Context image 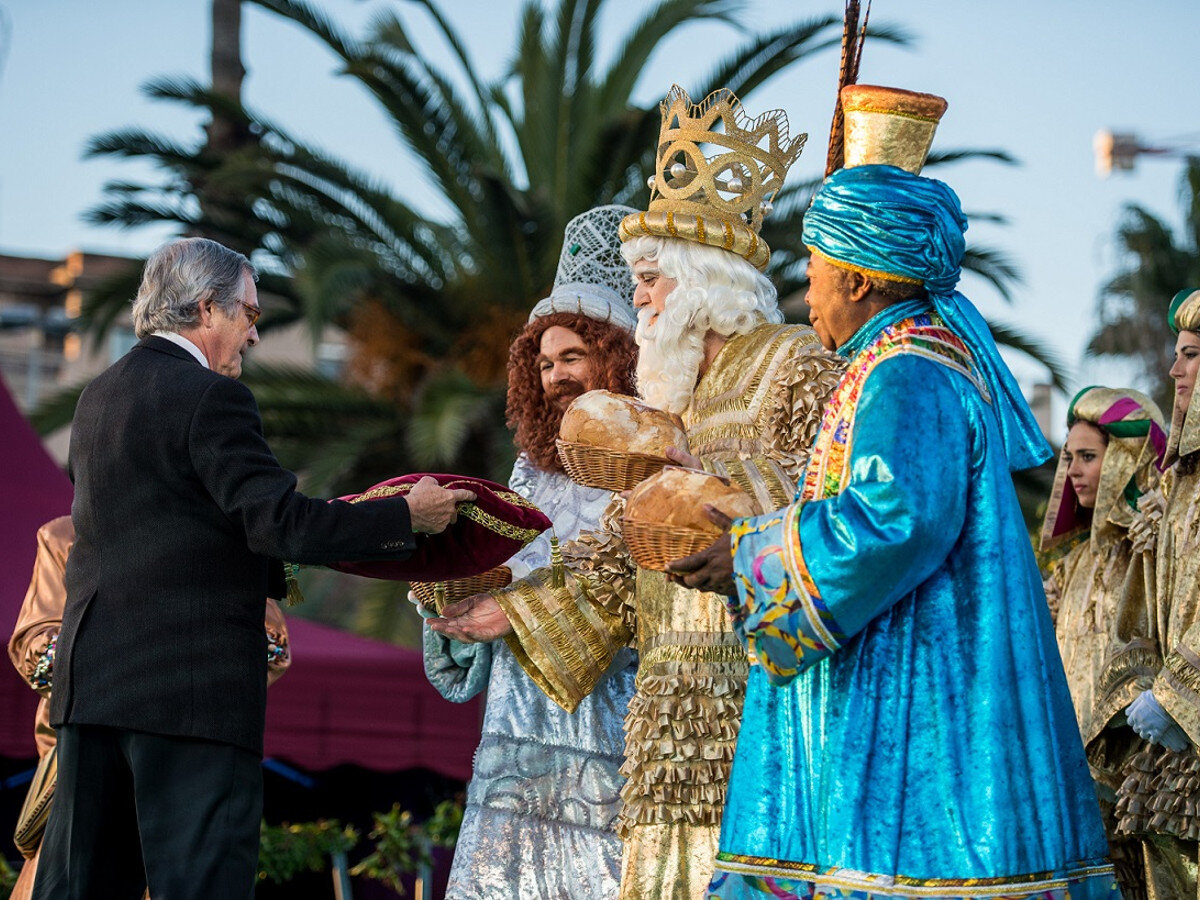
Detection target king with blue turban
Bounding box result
[703,86,1120,899]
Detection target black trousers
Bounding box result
[32,724,262,900]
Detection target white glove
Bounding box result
[1126,690,1191,752]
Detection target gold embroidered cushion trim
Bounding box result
[329,473,552,582]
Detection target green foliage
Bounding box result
[348,804,432,893]
[36,0,1067,631]
[0,857,17,900]
[257,818,359,885]
[425,798,466,848]
[1088,157,1200,411]
[251,802,464,891]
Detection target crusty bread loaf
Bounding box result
[625,466,755,537]
[559,390,688,456]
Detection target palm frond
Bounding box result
[984,318,1070,392]
[925,148,1018,168]
[595,0,737,114]
[961,245,1022,303]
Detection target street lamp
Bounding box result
[1094,129,1200,177]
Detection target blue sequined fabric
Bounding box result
[709,308,1118,899]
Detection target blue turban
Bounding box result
[803,165,1050,471]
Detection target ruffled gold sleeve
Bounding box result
[1154,621,1200,745]
[700,336,843,513]
[1086,552,1161,747]
[493,496,635,712]
[1086,490,1164,747]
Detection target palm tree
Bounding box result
[1088,158,1200,411]
[71,0,859,486]
[39,0,1064,637]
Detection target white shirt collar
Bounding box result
[152,330,209,369]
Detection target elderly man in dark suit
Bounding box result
[33,237,473,900]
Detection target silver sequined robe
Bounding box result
[423,455,637,899]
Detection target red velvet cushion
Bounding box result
[327,473,551,582]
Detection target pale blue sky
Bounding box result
[2,0,1197,424]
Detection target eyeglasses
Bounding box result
[234,300,262,327]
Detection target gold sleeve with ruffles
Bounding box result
[1086,492,1164,746]
[1155,620,1200,746]
[493,495,635,712]
[701,339,842,513]
[1145,470,1200,744]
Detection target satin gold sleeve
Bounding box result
[1154,621,1200,745]
[493,496,636,712]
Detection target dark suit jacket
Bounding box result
[52,336,416,754]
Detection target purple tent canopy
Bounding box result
[0,375,72,757]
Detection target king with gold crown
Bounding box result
[431,85,844,898]
[697,85,1121,899]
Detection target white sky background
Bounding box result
[1,0,1197,429]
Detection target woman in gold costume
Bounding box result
[1115,288,1200,899]
[1040,385,1166,898]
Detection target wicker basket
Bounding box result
[412,565,512,615]
[622,517,717,572]
[556,439,669,492]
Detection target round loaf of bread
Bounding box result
[625,466,756,537]
[559,390,688,456]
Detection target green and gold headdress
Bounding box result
[1165,288,1200,467]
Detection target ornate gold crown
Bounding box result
[839,84,947,174]
[619,85,806,270]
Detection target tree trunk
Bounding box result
[205,0,248,154]
[195,0,255,247]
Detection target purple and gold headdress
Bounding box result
[1039,385,1166,552]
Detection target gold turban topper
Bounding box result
[619,85,807,270]
[839,84,948,174]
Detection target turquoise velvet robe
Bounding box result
[707,306,1119,899]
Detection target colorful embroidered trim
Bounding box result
[731,506,844,682]
[348,483,542,542]
[710,854,1118,898]
[802,315,983,502]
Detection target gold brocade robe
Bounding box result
[1047,531,1156,769]
[492,324,843,899]
[1114,466,1200,900]
[1150,466,1200,739]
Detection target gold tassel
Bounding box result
[550,532,564,590]
[434,582,447,615]
[284,562,306,607]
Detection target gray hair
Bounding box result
[131,238,256,338]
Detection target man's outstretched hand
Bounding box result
[666,504,736,596]
[406,475,477,534]
[428,592,514,643]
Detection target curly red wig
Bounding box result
[506,312,638,472]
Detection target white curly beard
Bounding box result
[634,305,705,416]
